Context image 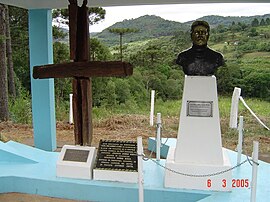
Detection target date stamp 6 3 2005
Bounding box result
[207,179,250,188]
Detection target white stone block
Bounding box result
[56,145,96,180]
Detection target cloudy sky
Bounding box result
[89,3,270,32]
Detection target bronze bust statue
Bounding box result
[176,20,225,76]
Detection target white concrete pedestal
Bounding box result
[56,145,96,180]
[164,76,232,191]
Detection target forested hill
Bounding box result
[94,14,270,46]
[94,15,188,46]
[186,14,270,27]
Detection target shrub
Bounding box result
[9,90,32,124]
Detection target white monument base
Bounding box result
[164,76,232,191]
[165,147,232,191]
[93,169,138,183]
[56,145,96,180]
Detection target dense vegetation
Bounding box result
[94,15,189,46]
[94,14,270,46]
[95,15,270,104]
[1,7,270,123]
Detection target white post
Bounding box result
[150,90,155,126]
[137,136,144,202]
[237,116,244,165]
[69,94,73,124]
[156,113,161,161]
[229,87,241,128]
[250,141,259,202]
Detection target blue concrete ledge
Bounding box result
[1,140,270,202]
[148,137,176,158]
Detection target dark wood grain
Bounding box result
[80,78,92,145]
[72,78,82,145]
[33,61,133,79]
[68,4,78,60]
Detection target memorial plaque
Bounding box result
[95,140,137,171]
[63,149,90,162]
[187,101,213,117]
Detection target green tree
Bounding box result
[128,71,148,103]
[89,38,112,61]
[238,22,248,31]
[5,5,16,97]
[143,45,163,66]
[215,24,228,33]
[103,80,117,107]
[260,19,266,26]
[92,78,108,107]
[243,71,270,100]
[251,18,259,27]
[88,7,106,25]
[53,26,67,41]
[248,28,258,37]
[53,42,71,102]
[216,63,242,94]
[266,18,270,25]
[115,79,131,104]
[53,7,106,25]
[109,28,139,61]
[9,6,29,92]
[163,79,182,100]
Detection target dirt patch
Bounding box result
[0,114,269,161]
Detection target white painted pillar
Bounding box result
[250,141,259,202]
[156,113,161,161]
[137,136,144,202]
[150,90,155,126]
[237,116,244,165]
[69,94,73,124]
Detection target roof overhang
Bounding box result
[0,0,269,9]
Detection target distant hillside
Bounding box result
[94,15,189,46]
[184,14,270,27]
[92,13,270,46]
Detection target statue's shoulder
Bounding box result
[176,48,192,65]
[178,47,193,57]
[207,47,225,66]
[207,47,223,57]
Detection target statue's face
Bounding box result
[191,25,209,46]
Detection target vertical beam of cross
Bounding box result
[69,0,92,145]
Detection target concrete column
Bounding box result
[29,9,56,151]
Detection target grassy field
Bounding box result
[1,96,269,162]
[92,96,270,156]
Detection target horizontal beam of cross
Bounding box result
[33,61,133,79]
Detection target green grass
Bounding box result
[242,52,270,59]
[92,96,269,124]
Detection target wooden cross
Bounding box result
[33,0,133,146]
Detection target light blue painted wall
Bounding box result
[28,9,56,151]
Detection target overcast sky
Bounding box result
[89,3,270,32]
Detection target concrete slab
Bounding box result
[0,140,269,202]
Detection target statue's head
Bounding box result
[190,20,210,46]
